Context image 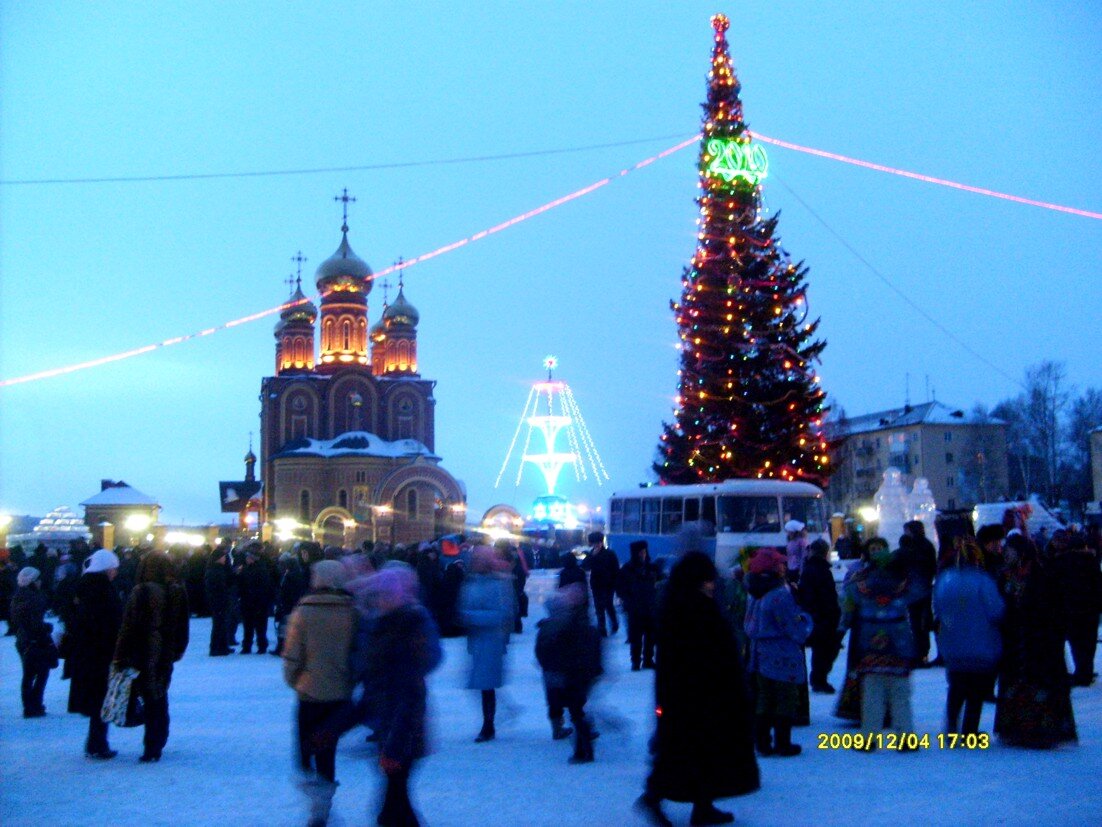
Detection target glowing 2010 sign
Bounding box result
[704,137,769,185]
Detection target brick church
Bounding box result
[258,199,466,546]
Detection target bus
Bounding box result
[607,480,829,573]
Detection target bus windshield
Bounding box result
[781,496,826,534]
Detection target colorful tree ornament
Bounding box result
[654,14,829,486]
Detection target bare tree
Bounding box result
[1023,361,1071,503]
[1063,388,1102,507]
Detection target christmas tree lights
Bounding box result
[655,14,829,486]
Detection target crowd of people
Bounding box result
[2,508,1100,826]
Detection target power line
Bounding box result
[770,172,1024,390]
[0,134,691,186]
[0,136,700,388]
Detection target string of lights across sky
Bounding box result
[2,132,1099,389]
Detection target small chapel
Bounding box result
[258,194,466,546]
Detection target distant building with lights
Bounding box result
[827,401,1009,515]
[81,480,161,548]
[258,201,465,546]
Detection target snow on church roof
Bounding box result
[274,431,439,460]
[80,482,159,507]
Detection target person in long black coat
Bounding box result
[238,546,274,654]
[582,532,620,637]
[616,540,660,670]
[798,539,842,693]
[638,552,759,827]
[11,567,57,717]
[205,548,233,655]
[67,549,123,759]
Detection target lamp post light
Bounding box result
[124,513,152,546]
[342,518,357,549]
[371,504,391,545]
[0,513,12,547]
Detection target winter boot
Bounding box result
[689,801,735,826]
[634,793,673,827]
[551,716,573,741]
[300,776,337,827]
[568,718,594,764]
[773,718,801,757]
[755,716,774,756]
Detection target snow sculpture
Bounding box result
[874,468,909,547]
[908,477,937,540]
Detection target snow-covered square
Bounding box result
[2,571,1100,826]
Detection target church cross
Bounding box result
[334,188,357,230]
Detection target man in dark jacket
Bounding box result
[239,545,274,654]
[583,531,620,637]
[558,552,587,590]
[1049,530,1102,686]
[616,540,660,670]
[12,567,56,717]
[205,548,233,656]
[899,521,938,666]
[273,552,308,656]
[798,539,842,693]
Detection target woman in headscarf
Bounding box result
[362,563,442,826]
[67,548,124,759]
[994,534,1077,748]
[637,552,759,827]
[113,551,190,761]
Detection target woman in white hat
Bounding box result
[67,549,123,759]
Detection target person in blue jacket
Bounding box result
[933,537,1005,734]
[745,548,813,757]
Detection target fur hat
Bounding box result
[84,548,120,574]
[748,548,785,576]
[311,559,347,590]
[17,566,40,587]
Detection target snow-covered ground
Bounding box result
[3,572,1100,826]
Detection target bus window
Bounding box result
[701,496,716,527]
[609,499,623,533]
[782,496,826,534]
[623,498,641,533]
[661,497,683,535]
[717,496,781,533]
[684,498,700,523]
[642,498,661,534]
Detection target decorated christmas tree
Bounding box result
[655,14,829,486]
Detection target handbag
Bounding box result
[101,666,146,728]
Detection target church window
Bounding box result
[355,470,367,483]
[358,319,367,350]
[291,415,307,441]
[299,490,311,522]
[398,340,410,370]
[342,320,351,350]
[293,338,305,365]
[323,318,334,351]
[407,488,418,519]
[338,489,348,509]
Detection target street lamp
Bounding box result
[371,504,391,544]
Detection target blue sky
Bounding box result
[2,2,1100,524]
